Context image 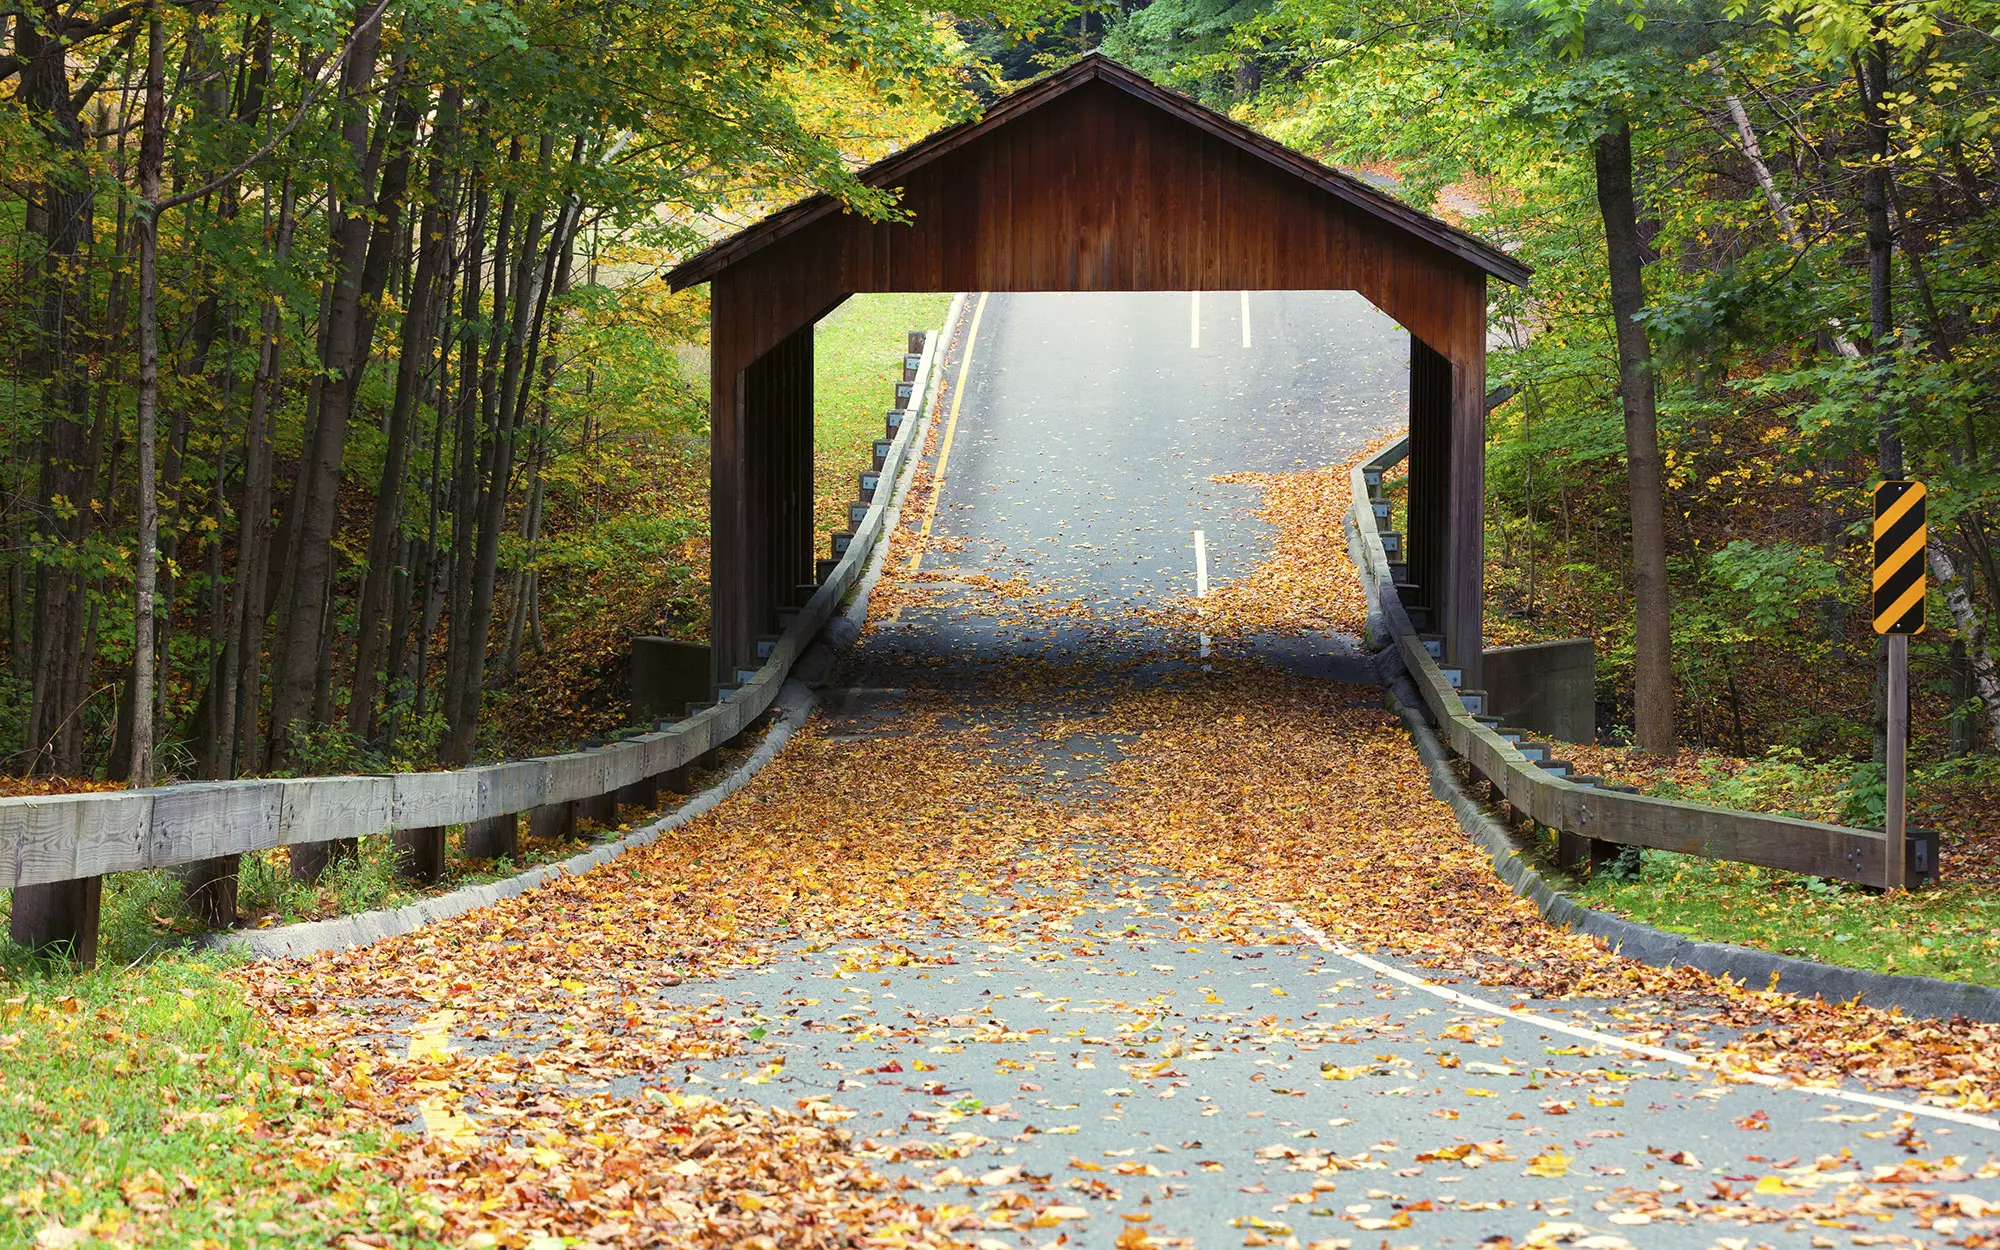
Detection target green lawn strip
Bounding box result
[813,293,955,545]
[1516,823,2000,988]
[1565,853,2000,987]
[0,954,441,1249]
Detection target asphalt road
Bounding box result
[918,290,1407,607]
[686,292,2000,1248]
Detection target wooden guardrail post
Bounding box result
[181,858,239,929]
[290,839,354,882]
[393,827,447,885]
[464,813,519,861]
[578,791,617,830]
[528,802,574,842]
[10,878,102,966]
[617,774,658,810]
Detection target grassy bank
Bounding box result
[0,956,438,1248]
[812,293,957,544]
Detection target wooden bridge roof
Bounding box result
[666,54,1529,292]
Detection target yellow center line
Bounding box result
[907,291,989,574]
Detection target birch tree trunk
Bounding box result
[1929,544,2000,749]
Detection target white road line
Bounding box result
[1190,290,1200,350]
[1194,530,1210,659]
[1284,912,2000,1132]
[1240,290,1252,348]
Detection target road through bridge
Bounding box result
[262,289,2000,1248]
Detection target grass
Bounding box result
[812,292,956,545]
[1559,849,2000,987]
[0,954,440,1248]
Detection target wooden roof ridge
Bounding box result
[666,53,1530,290]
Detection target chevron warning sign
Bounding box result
[1872,480,1927,636]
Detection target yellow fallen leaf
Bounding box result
[1523,1147,1570,1178]
[1321,1064,1373,1080]
[419,1101,478,1148]
[1353,1213,1410,1230]
[406,1009,462,1061]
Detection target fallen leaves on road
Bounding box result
[219,454,2000,1247]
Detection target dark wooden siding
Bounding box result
[706,73,1492,685]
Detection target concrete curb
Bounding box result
[212,303,966,962]
[1342,502,2000,1022]
[214,681,820,960]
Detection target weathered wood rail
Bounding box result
[2,324,946,959]
[1351,437,1914,889]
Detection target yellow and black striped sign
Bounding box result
[1872,479,1927,635]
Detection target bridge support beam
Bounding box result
[1407,321,1486,691]
[711,283,831,686]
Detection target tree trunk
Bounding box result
[439,170,495,764]
[1929,543,2000,749]
[1593,123,1677,755]
[449,183,547,760]
[130,5,166,787]
[1717,83,1862,361]
[350,92,459,741]
[1856,39,1901,764]
[223,177,298,777]
[264,11,387,768]
[19,16,98,776]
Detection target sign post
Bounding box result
[1872,479,1926,892]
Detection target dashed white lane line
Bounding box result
[1193,529,1210,660]
[1240,290,1252,348]
[1284,911,2000,1132]
[1190,290,1201,350]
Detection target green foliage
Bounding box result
[1706,541,1844,635]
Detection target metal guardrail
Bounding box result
[0,326,946,898]
[1350,438,1907,888]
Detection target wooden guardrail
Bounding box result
[2,322,948,958]
[1350,438,1910,889]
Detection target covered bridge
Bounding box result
[666,53,1528,686]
